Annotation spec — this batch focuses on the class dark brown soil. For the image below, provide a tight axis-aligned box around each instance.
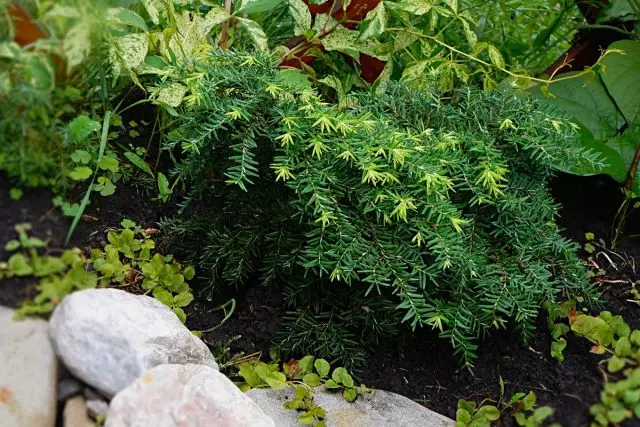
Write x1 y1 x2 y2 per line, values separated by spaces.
1 171 639 427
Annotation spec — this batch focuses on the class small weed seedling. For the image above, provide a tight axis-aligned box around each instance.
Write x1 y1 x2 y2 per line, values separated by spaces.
2 220 196 323
1 224 97 318
236 355 371 426
456 383 554 427
546 300 640 425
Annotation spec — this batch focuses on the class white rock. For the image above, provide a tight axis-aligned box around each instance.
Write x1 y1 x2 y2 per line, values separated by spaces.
49 289 217 397
105 364 275 427
0 306 57 427
247 387 456 427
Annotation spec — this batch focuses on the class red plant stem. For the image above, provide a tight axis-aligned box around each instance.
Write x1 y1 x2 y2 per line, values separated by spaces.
220 0 233 50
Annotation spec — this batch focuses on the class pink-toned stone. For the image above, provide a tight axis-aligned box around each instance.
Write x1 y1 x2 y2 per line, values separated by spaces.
105 364 274 427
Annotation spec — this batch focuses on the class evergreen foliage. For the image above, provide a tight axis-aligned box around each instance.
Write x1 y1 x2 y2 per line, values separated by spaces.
158 51 600 368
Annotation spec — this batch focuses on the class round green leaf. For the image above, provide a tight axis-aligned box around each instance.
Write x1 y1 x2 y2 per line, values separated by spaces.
342 388 357 402
478 405 500 421
314 359 330 378
302 373 321 387
153 286 174 307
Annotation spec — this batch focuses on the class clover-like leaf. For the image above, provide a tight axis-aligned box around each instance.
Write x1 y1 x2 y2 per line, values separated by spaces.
69 166 93 181
71 150 92 164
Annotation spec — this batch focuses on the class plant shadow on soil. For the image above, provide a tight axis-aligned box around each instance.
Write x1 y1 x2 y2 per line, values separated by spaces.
1 170 639 427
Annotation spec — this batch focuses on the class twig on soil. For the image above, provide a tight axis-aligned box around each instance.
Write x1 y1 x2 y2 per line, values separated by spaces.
595 251 618 270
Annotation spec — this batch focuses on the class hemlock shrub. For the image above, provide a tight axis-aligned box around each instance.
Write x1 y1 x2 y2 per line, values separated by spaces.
160 51 600 368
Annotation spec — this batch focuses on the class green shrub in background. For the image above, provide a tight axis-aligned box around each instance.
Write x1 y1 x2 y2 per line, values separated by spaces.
159 51 601 368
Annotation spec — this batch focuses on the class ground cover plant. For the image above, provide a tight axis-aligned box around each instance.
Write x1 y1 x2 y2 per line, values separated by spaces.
2 0 640 425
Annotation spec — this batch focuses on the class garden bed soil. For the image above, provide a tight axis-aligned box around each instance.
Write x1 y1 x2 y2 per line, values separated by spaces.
1 171 639 427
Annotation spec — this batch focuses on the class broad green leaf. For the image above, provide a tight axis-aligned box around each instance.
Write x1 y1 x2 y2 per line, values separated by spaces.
288 0 312 36
359 2 386 40
444 0 458 13
0 42 21 59
144 55 168 70
107 8 148 31
25 55 55 91
155 83 188 108
385 1 433 15
373 61 393 95
173 291 194 307
110 33 149 76
202 6 232 35
141 0 163 24
313 13 338 34
278 68 312 91
401 60 429 83
124 151 154 177
321 27 384 60
314 359 330 377
319 75 346 108
599 0 637 22
238 0 281 14
69 116 101 142
69 166 93 181
236 18 268 51
536 72 625 140
63 22 91 72
461 20 477 48
43 6 81 19
487 45 505 69
601 40 640 126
